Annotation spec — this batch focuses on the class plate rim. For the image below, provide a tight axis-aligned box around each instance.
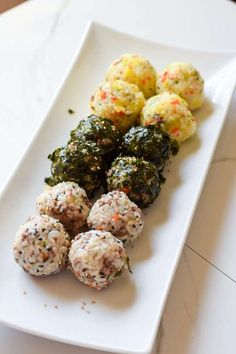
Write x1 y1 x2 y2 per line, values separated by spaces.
94 20 236 55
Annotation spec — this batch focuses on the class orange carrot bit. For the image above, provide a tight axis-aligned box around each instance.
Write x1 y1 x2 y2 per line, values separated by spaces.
42 253 49 261
171 99 180 105
100 91 107 100
96 226 104 231
112 213 120 221
141 79 146 85
117 111 125 116
111 95 117 103
122 187 131 194
170 127 180 136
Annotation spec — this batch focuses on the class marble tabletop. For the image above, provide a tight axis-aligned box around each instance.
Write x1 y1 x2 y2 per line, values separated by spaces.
0 0 236 353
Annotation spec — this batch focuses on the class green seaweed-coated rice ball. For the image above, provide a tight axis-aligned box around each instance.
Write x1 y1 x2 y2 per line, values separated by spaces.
122 125 179 170
106 156 161 208
70 115 121 155
45 140 103 197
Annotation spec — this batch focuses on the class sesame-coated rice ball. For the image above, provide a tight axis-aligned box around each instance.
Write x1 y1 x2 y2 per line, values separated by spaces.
90 80 145 133
87 191 144 244
36 182 91 237
13 215 70 276
140 92 197 143
156 62 204 111
69 230 129 290
106 53 157 98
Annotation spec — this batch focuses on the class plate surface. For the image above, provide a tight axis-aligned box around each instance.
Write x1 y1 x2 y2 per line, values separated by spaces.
0 21 236 354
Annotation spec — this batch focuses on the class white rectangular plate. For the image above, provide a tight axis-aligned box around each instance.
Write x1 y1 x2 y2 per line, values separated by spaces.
0 21 236 354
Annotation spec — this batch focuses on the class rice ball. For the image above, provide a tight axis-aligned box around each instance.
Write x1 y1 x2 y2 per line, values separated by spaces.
122 125 179 170
140 92 197 143
45 140 104 198
156 62 204 111
87 191 144 244
70 115 121 156
106 156 161 208
106 53 157 98
36 182 91 237
13 215 70 276
90 80 145 133
68 230 129 290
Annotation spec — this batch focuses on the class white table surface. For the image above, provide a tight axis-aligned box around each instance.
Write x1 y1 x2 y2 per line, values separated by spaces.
0 0 236 353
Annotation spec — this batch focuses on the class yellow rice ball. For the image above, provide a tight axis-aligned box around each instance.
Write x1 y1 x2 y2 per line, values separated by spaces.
140 92 197 143
106 53 157 98
90 80 145 133
156 62 204 111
